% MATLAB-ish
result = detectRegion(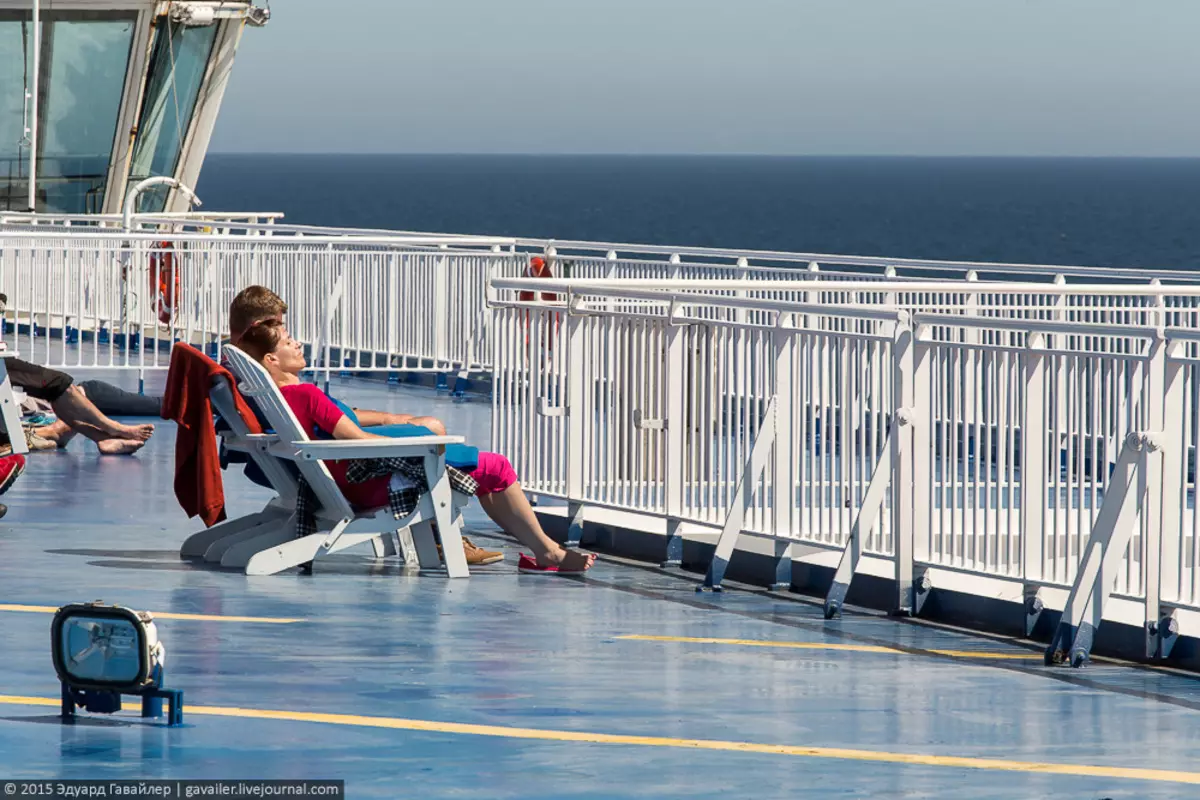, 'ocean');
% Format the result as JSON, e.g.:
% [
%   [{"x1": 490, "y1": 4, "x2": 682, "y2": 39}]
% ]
[{"x1": 196, "y1": 155, "x2": 1200, "y2": 271}]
